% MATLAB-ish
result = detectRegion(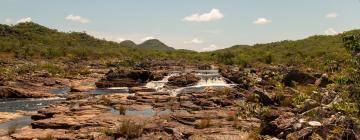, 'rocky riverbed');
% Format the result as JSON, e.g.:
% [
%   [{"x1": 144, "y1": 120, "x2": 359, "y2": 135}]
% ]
[{"x1": 0, "y1": 62, "x2": 359, "y2": 140}]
